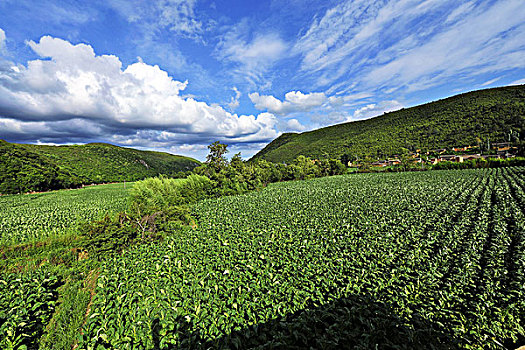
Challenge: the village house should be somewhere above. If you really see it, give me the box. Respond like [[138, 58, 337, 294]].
[[492, 142, 511, 151], [453, 146, 468, 152], [462, 154, 482, 161], [439, 155, 463, 162]]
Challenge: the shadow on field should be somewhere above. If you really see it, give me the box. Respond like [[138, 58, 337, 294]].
[[152, 294, 460, 349]]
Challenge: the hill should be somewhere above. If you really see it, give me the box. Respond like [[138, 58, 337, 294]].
[[0, 141, 200, 194], [252, 85, 525, 163]]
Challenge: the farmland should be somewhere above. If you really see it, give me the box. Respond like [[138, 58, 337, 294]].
[[0, 183, 131, 245], [1, 168, 525, 349]]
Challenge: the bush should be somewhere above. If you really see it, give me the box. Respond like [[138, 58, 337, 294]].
[[79, 214, 138, 258], [432, 157, 525, 170], [129, 175, 214, 220]]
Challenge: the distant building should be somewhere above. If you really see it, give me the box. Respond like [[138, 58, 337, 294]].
[[439, 155, 463, 162], [462, 154, 482, 161], [453, 147, 467, 152]]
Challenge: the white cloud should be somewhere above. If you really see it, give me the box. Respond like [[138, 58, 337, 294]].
[[481, 77, 501, 87], [108, 0, 208, 41], [293, 0, 525, 93], [0, 28, 5, 52], [364, 1, 525, 92], [348, 100, 403, 121], [215, 20, 288, 84], [158, 0, 204, 40], [509, 78, 525, 86], [445, 1, 475, 24], [249, 91, 327, 115], [0, 35, 279, 148], [293, 0, 434, 73], [228, 86, 241, 111], [285, 118, 307, 132]]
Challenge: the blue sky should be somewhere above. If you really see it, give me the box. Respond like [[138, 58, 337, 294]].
[[0, 0, 524, 160]]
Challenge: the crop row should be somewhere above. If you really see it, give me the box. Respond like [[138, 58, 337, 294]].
[[0, 183, 130, 245], [0, 270, 62, 349], [77, 168, 525, 349]]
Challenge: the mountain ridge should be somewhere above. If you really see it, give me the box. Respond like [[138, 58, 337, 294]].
[[252, 85, 525, 163], [0, 140, 200, 194]]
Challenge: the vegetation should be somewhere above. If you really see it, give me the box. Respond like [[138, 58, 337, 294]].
[[77, 168, 524, 349], [0, 183, 130, 245], [0, 270, 62, 350], [0, 140, 200, 194], [432, 157, 525, 170], [193, 142, 346, 197], [1, 167, 524, 349], [252, 85, 525, 163]]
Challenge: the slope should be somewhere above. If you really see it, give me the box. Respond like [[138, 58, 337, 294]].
[[252, 85, 525, 163], [0, 141, 200, 194]]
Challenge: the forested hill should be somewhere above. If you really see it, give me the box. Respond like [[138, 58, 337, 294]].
[[0, 141, 200, 194], [252, 85, 525, 163]]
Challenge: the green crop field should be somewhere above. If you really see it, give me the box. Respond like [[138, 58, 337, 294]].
[[77, 168, 523, 349], [1, 168, 524, 349], [0, 183, 131, 246]]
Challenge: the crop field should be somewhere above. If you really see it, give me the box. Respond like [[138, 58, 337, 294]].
[[75, 168, 524, 349], [1, 168, 524, 349], [0, 183, 131, 245]]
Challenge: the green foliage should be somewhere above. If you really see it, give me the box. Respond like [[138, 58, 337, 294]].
[[205, 141, 229, 171], [0, 271, 62, 350], [0, 183, 130, 245], [79, 214, 140, 258], [129, 175, 214, 226], [0, 140, 200, 194], [194, 143, 346, 197], [77, 168, 525, 349], [433, 157, 525, 170], [39, 270, 95, 350], [252, 85, 525, 163], [0, 141, 83, 195], [2, 162, 523, 349]]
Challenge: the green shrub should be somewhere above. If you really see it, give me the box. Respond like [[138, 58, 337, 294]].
[[79, 214, 139, 258], [129, 175, 214, 221]]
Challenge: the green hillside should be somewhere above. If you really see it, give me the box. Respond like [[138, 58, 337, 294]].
[[0, 141, 200, 194], [252, 85, 525, 163]]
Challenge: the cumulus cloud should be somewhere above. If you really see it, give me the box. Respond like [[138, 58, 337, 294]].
[[0, 35, 279, 158], [248, 90, 365, 119], [249, 91, 327, 115], [348, 100, 403, 121], [285, 118, 307, 132]]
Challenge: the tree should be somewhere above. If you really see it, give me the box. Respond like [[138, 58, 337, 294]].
[[230, 152, 243, 169], [398, 148, 412, 171], [340, 154, 351, 168], [206, 141, 229, 170]]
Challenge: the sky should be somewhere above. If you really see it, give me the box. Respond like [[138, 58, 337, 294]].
[[0, 0, 524, 160]]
